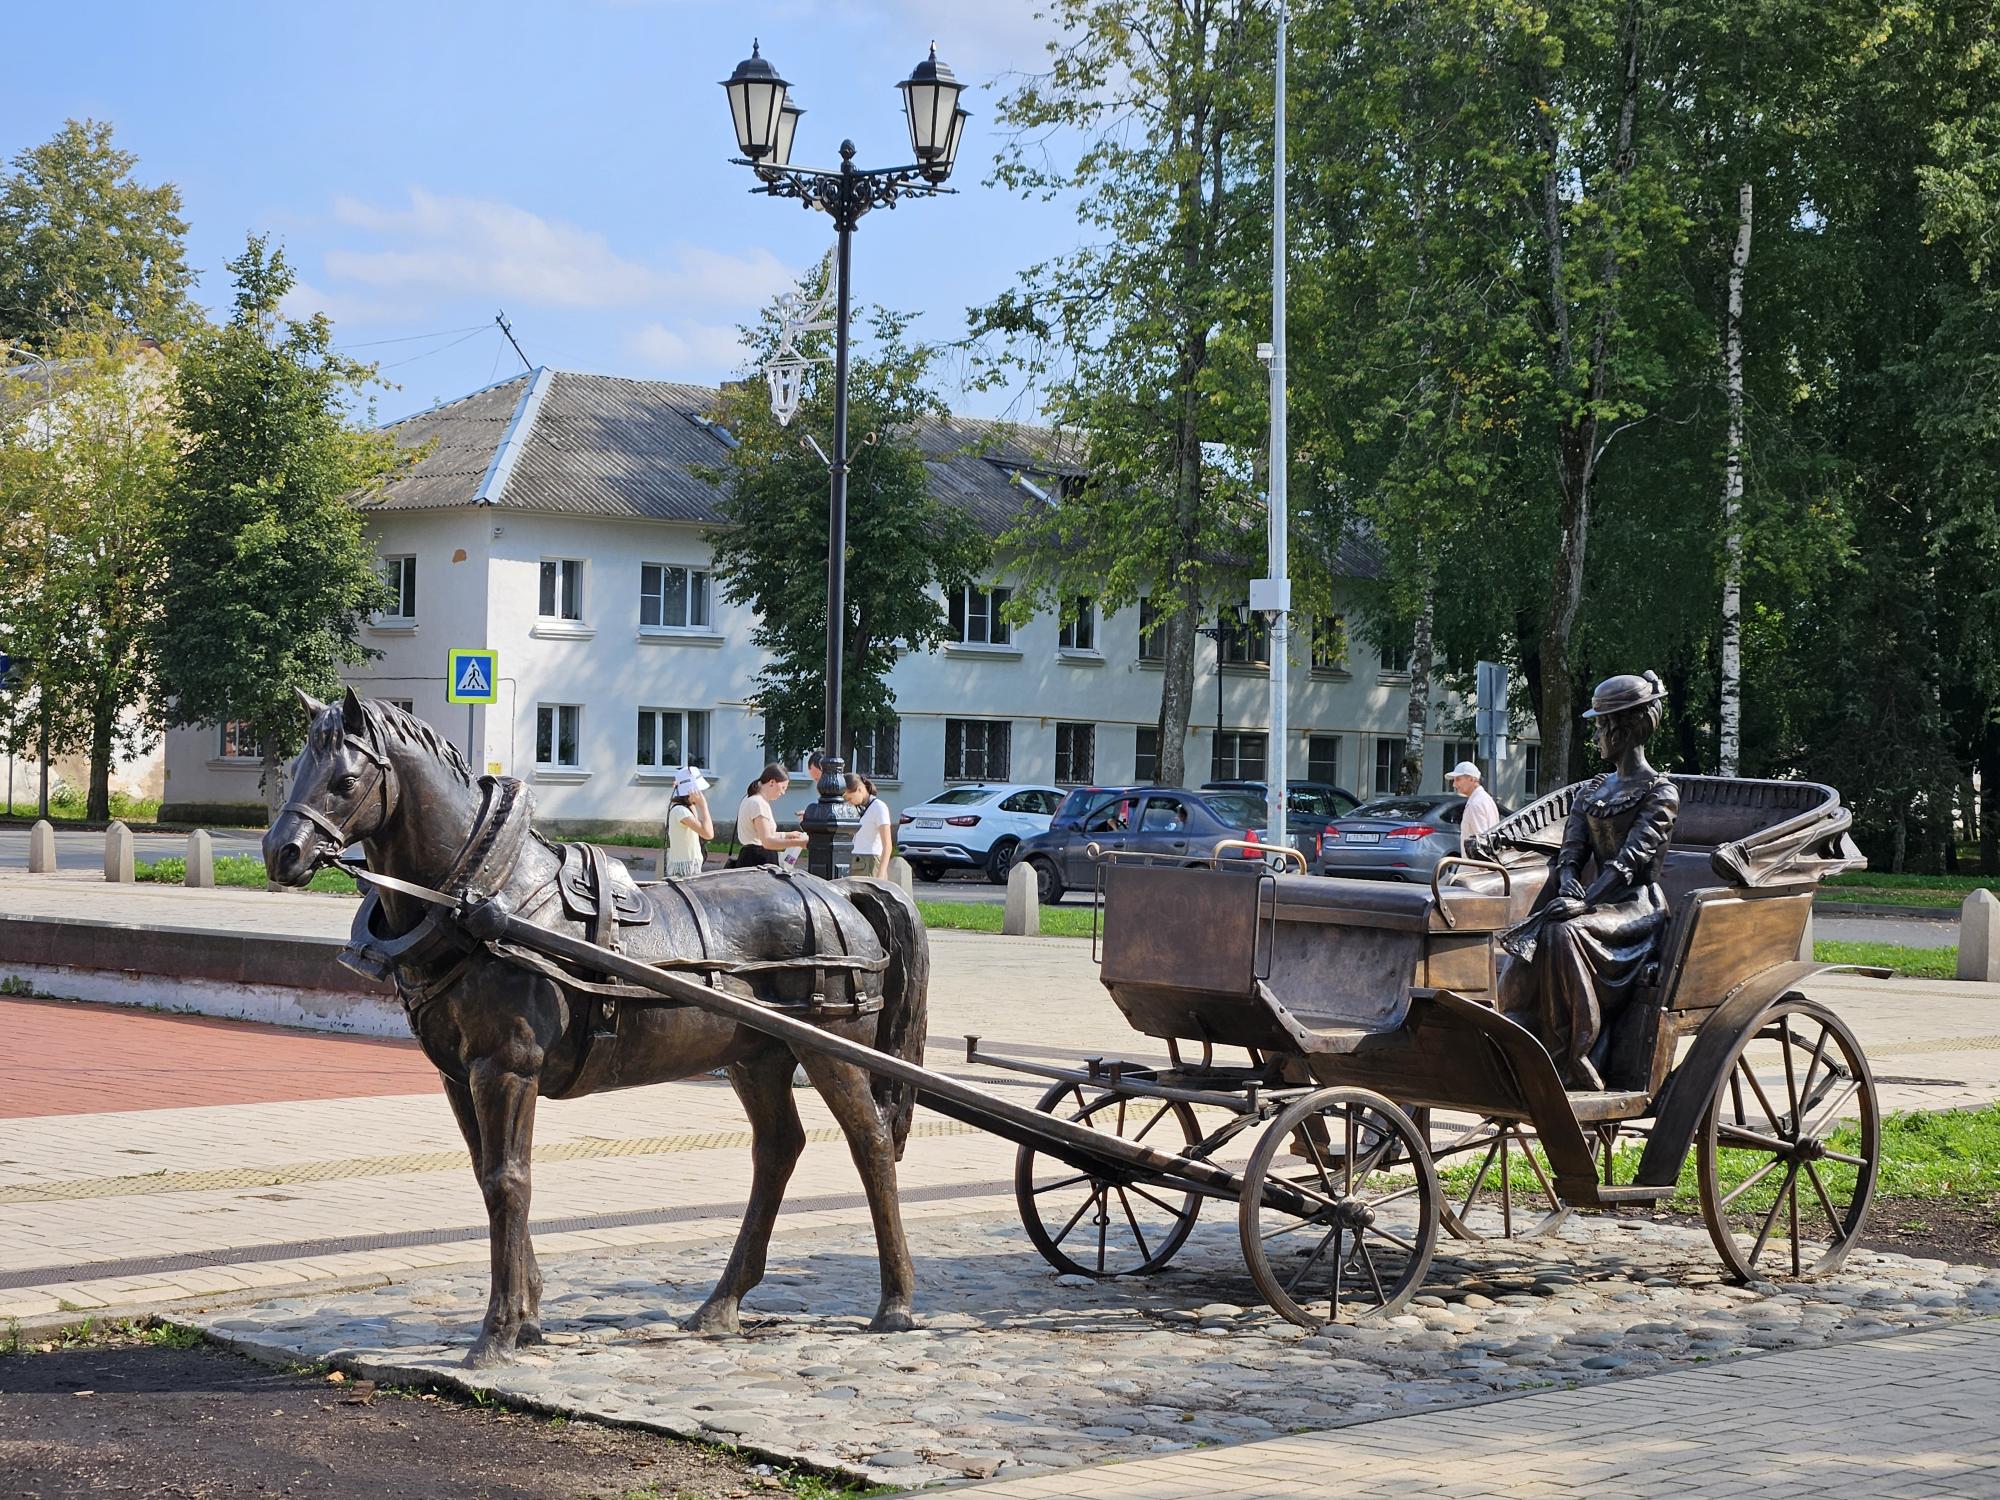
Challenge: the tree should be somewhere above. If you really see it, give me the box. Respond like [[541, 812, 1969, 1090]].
[[973, 0, 1274, 787], [0, 333, 177, 818], [0, 120, 193, 347], [152, 235, 398, 818], [703, 292, 989, 763]]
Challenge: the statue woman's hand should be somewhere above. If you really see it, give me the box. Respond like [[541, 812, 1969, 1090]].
[[1542, 895, 1585, 923], [1557, 872, 1586, 902]]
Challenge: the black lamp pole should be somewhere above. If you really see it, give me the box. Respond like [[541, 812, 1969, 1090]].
[[723, 41, 968, 877]]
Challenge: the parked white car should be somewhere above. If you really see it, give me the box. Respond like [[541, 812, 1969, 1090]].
[[897, 783, 1066, 884]]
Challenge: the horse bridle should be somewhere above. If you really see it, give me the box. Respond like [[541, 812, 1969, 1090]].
[[279, 714, 399, 871]]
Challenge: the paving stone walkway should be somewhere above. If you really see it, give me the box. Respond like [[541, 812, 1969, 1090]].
[[194, 1208, 2000, 1490]]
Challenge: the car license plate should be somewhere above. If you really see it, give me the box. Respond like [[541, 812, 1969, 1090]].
[[1344, 831, 1381, 843], [914, 818, 944, 829]]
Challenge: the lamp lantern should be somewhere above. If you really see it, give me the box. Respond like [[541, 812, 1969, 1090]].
[[898, 44, 965, 165], [770, 98, 805, 168], [721, 40, 789, 159]]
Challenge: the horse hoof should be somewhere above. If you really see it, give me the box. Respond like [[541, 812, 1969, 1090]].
[[516, 1322, 547, 1347], [868, 1306, 917, 1334], [463, 1339, 516, 1370], [683, 1303, 740, 1335]]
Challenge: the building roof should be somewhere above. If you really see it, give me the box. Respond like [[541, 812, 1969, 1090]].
[[362, 367, 1075, 538], [361, 367, 1382, 580]]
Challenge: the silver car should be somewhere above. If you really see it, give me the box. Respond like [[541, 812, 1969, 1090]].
[[1314, 793, 1489, 882]]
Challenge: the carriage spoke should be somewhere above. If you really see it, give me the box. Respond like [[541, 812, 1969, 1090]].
[[1737, 1059, 1789, 1137], [1263, 1209, 1335, 1242], [1804, 1080, 1863, 1139], [1131, 1101, 1176, 1145], [1363, 1225, 1419, 1256], [1719, 1153, 1787, 1210], [1787, 1162, 1803, 1277], [1050, 1185, 1104, 1249], [1796, 1026, 1834, 1124], [1366, 1181, 1425, 1210], [1717, 1122, 1792, 1155], [1822, 1148, 1869, 1169], [1749, 1162, 1800, 1268], [1780, 1017, 1802, 1126], [1031, 1171, 1094, 1197], [1804, 1160, 1844, 1238], [1115, 1187, 1152, 1265], [1457, 1141, 1500, 1221], [1283, 1225, 1341, 1296], [1126, 1181, 1192, 1218], [1357, 1238, 1388, 1306]]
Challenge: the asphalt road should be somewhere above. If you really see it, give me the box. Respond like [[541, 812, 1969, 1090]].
[[0, 825, 264, 873]]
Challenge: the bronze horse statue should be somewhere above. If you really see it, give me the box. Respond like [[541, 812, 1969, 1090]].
[[263, 691, 929, 1367]]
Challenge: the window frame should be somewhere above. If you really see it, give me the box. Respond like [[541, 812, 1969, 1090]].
[[538, 558, 585, 623], [1057, 596, 1097, 653], [535, 702, 584, 769], [639, 562, 713, 632], [1137, 598, 1165, 662], [1307, 733, 1341, 787], [635, 706, 710, 773], [1134, 725, 1160, 782], [379, 555, 417, 621], [217, 720, 258, 760], [1310, 614, 1348, 673], [943, 717, 1012, 781], [1217, 611, 1271, 667], [1373, 737, 1402, 796], [1210, 729, 1268, 782], [947, 584, 1014, 647], [846, 718, 901, 780], [1054, 721, 1095, 785]]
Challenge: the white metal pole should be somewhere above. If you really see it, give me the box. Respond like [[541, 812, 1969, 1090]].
[[1268, 4, 1291, 853]]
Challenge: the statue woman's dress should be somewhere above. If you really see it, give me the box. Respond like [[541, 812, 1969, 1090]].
[[1503, 771, 1680, 1087]]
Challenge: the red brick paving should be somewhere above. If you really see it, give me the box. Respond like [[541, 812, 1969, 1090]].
[[0, 996, 434, 1118]]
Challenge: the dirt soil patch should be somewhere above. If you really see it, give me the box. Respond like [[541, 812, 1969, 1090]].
[[0, 1329, 778, 1500], [1611, 1192, 2000, 1270]]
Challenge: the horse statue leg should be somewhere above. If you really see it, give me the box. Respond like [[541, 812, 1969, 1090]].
[[445, 969, 559, 1368], [796, 1047, 917, 1331], [684, 1047, 808, 1334]]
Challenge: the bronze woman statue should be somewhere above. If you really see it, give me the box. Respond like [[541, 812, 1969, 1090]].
[[1499, 671, 1679, 1090]]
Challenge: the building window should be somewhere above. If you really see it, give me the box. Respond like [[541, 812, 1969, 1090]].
[[1058, 597, 1096, 652], [944, 718, 1011, 780], [385, 698, 414, 716], [948, 585, 1012, 645], [1307, 734, 1341, 787], [1137, 597, 1165, 662], [637, 708, 708, 770], [847, 718, 901, 779], [218, 720, 257, 759], [640, 564, 711, 630], [536, 703, 582, 767], [1442, 740, 1476, 785], [381, 555, 417, 620], [1524, 744, 1542, 796], [1211, 730, 1268, 782], [1135, 726, 1159, 782], [1311, 615, 1347, 672], [1055, 722, 1095, 784], [1376, 629, 1412, 675], [539, 559, 584, 622], [1217, 611, 1270, 667], [1374, 737, 1402, 795]]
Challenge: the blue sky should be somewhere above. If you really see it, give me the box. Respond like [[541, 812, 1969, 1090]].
[[3, 1, 1079, 422]]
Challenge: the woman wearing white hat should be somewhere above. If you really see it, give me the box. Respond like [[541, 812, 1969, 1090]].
[[664, 767, 715, 880]]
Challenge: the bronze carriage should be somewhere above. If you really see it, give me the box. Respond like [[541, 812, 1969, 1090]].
[[984, 774, 1885, 1325]]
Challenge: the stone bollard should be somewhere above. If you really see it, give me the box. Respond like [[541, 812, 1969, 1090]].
[[1003, 858, 1039, 937], [27, 818, 56, 873], [887, 855, 915, 897], [1956, 888, 2000, 982], [185, 828, 215, 888], [104, 820, 134, 882]]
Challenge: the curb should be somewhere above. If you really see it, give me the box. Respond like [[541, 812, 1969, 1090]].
[[1815, 901, 1960, 923]]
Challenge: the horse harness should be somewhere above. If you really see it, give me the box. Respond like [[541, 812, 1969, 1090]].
[[338, 775, 889, 1090]]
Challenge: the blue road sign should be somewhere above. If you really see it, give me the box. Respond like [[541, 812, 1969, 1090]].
[[447, 648, 498, 705]]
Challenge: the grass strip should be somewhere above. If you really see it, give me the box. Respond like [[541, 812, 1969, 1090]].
[[915, 899, 1096, 939], [1813, 938, 1957, 979], [136, 853, 358, 895]]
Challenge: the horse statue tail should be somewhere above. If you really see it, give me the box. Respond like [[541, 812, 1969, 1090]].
[[837, 877, 930, 1160]]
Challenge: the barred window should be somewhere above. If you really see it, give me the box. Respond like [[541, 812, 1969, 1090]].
[[944, 718, 1010, 780], [1054, 722, 1095, 784]]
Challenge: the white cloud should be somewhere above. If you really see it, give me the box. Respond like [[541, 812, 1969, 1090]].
[[322, 189, 797, 312], [626, 320, 753, 374]]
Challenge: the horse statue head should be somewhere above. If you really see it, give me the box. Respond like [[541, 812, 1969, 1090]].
[[264, 687, 477, 888]]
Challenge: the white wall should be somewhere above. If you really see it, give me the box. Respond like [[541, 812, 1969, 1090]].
[[161, 508, 1541, 826]]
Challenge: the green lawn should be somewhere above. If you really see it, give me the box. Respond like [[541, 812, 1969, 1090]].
[[136, 853, 358, 896], [1813, 938, 1957, 980], [916, 899, 1097, 939], [2, 791, 163, 824], [1820, 870, 2000, 911]]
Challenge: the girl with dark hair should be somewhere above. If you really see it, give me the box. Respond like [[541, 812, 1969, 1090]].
[[844, 772, 893, 877], [731, 762, 808, 868]]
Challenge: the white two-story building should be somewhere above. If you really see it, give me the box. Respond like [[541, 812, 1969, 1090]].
[[160, 368, 1539, 833]]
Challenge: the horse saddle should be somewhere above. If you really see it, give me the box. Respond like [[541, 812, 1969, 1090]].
[[554, 842, 652, 930]]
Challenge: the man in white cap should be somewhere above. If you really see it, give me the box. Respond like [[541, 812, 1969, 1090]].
[[1450, 760, 1499, 853]]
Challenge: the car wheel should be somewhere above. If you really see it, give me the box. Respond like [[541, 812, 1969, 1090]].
[[911, 860, 947, 883], [984, 837, 1020, 884], [1030, 856, 1064, 905]]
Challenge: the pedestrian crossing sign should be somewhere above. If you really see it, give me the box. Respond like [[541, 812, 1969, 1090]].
[[446, 648, 498, 704]]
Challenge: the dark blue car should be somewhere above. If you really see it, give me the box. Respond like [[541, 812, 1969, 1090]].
[[1014, 785, 1272, 903]]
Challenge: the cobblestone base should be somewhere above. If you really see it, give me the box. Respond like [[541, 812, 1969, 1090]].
[[195, 1212, 2000, 1490]]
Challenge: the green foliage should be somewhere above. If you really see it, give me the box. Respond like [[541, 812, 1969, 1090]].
[[0, 119, 193, 345], [703, 283, 987, 761], [149, 235, 401, 807], [0, 330, 177, 817]]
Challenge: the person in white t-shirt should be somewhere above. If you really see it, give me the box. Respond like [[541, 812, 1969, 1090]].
[[844, 773, 894, 877], [1451, 761, 1501, 853], [664, 766, 715, 879], [731, 763, 809, 868]]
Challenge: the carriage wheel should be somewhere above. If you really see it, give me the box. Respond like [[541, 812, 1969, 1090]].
[[1428, 1115, 1572, 1241], [1238, 1088, 1439, 1327], [1697, 996, 1879, 1282], [1015, 1078, 1203, 1278]]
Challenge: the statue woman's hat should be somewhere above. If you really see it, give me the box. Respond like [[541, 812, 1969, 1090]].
[[1581, 670, 1667, 719]]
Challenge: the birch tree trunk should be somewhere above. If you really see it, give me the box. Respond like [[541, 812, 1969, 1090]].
[[1400, 590, 1436, 794], [1718, 181, 1753, 775]]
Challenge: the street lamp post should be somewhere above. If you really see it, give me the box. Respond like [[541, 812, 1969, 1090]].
[[722, 39, 969, 878]]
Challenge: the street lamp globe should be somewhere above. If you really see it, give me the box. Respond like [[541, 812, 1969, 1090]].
[[721, 40, 790, 160], [923, 107, 970, 183], [897, 44, 965, 168], [771, 99, 805, 168]]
